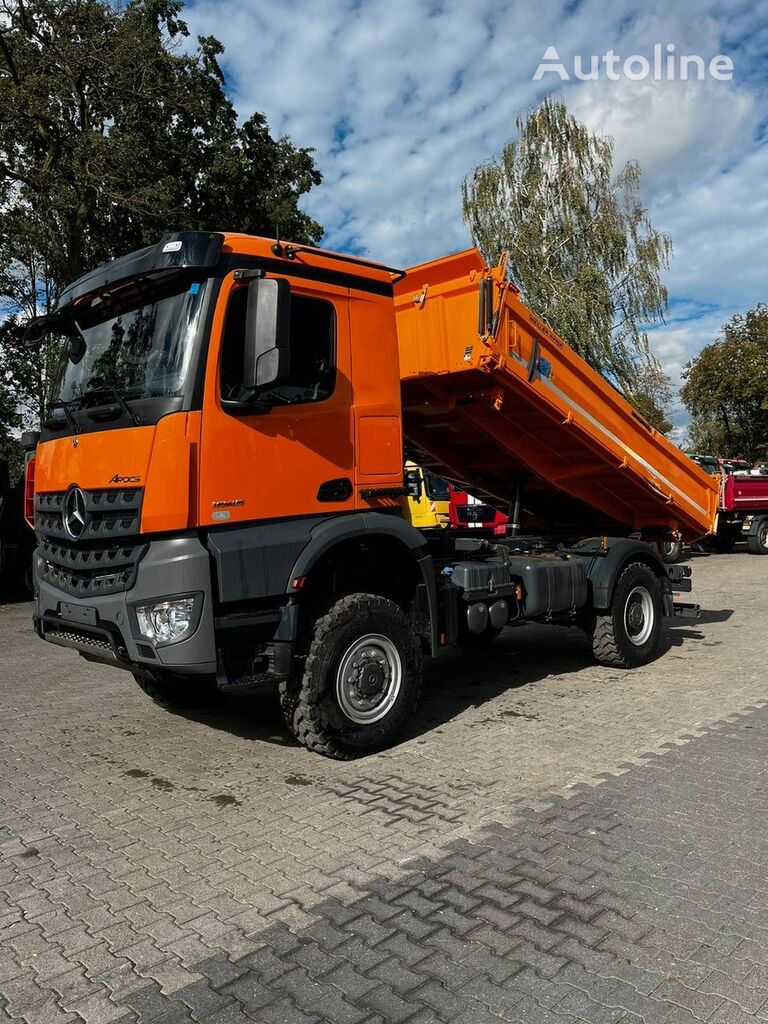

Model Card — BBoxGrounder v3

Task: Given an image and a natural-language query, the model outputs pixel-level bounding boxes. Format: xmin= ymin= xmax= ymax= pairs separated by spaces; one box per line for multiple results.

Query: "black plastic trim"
xmin=55 ymin=232 xmax=224 ymax=312
xmin=359 ymin=486 xmax=407 ymax=499
xmin=317 ymin=478 xmax=353 ymax=502
xmin=573 ymin=536 xmax=670 ymax=609
xmin=222 ymin=253 xmax=394 ymax=298
xmin=743 ymin=514 xmax=768 ymax=537
xmin=271 ymin=243 xmax=404 ymax=282
xmin=39 ymin=396 xmax=185 ymax=444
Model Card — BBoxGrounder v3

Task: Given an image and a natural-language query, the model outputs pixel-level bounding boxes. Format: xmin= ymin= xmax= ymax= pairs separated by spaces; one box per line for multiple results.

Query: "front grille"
xmin=36 ymin=487 xmax=142 ymax=541
xmin=36 ymin=488 xmax=146 ymax=596
xmin=456 ymin=504 xmax=495 ymax=524
xmin=38 ymin=537 xmax=148 ymax=595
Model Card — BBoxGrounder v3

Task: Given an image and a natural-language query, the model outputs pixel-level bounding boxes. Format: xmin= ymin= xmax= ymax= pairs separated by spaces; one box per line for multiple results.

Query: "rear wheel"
xmin=747 ymin=518 xmax=768 ymax=555
xmin=132 ymin=670 xmax=217 ymax=710
xmin=589 ymin=562 xmax=663 ymax=668
xmin=280 ymin=594 xmax=422 ymax=759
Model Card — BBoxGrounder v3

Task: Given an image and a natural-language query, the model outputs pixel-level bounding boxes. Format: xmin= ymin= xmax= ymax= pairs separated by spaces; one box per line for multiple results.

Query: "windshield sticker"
xmin=162 ymin=240 xmax=183 ymax=253
xmin=189 ymin=283 xmax=200 ymax=294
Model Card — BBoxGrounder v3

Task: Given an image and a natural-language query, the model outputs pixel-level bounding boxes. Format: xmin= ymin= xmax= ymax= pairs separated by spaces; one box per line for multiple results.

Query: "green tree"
xmin=0 ymin=0 xmax=323 ymax=438
xmin=462 ymin=96 xmax=672 ymax=393
xmin=0 ymin=378 xmax=21 ymax=481
xmin=685 ymin=415 xmax=725 ymax=457
xmin=681 ymin=304 xmax=768 ymax=461
xmin=626 ymin=361 xmax=675 ymax=435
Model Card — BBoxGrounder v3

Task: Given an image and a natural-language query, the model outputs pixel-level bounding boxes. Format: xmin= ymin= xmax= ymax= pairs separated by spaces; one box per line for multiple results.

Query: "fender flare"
xmin=281 ymin=512 xmax=440 ymax=654
xmin=743 ymin=513 xmax=768 ymax=537
xmin=572 ymin=537 xmax=669 ymax=610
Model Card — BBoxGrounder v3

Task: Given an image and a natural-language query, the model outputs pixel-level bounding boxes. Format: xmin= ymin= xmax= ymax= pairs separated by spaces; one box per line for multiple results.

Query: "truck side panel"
xmin=722 ymin=473 xmax=768 ymax=513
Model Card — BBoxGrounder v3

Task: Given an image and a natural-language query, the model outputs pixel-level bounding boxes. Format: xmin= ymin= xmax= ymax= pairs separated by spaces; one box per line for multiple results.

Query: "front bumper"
xmin=34 ymin=535 xmax=217 ymax=675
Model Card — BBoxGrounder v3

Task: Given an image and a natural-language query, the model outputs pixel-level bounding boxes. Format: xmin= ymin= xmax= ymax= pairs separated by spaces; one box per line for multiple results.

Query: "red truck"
xmin=717 ymin=471 xmax=768 ymax=553
xmin=448 ymin=485 xmax=509 ymax=536
xmin=689 ymin=454 xmax=768 ymax=553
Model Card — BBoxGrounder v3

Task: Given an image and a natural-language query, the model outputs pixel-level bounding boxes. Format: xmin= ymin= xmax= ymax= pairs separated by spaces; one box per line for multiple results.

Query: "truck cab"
xmin=449 ymin=486 xmax=509 ymax=537
xmin=403 ymin=461 xmax=450 ymax=530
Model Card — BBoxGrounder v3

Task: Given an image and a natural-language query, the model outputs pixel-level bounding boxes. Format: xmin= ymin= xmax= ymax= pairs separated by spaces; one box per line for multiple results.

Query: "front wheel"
xmin=747 ymin=518 xmax=768 ymax=555
xmin=589 ymin=562 xmax=663 ymax=668
xmin=280 ymin=594 xmax=422 ymax=759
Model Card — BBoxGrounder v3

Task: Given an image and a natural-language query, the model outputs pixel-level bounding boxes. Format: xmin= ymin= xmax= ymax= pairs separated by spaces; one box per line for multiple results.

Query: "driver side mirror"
xmin=22 ymin=315 xmax=56 ymax=347
xmin=22 ymin=314 xmax=86 ymax=363
xmin=244 ymin=277 xmax=291 ymax=392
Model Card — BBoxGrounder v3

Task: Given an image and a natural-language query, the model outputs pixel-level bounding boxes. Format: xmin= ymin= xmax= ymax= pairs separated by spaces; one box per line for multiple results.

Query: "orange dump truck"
xmin=26 ymin=232 xmax=702 ymax=759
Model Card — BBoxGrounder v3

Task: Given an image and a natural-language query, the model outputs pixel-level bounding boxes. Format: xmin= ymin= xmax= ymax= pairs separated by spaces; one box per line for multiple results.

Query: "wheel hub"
xmin=352 ymin=651 xmax=388 ymax=697
xmin=628 ymin=603 xmax=644 ymax=631
xmin=336 ymin=634 xmax=403 ymax=725
xmin=624 ymin=586 xmax=654 ymax=646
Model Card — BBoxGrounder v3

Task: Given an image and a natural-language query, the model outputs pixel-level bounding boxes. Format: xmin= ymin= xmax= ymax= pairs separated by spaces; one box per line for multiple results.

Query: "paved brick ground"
xmin=1 ymin=550 xmax=767 ymax=1023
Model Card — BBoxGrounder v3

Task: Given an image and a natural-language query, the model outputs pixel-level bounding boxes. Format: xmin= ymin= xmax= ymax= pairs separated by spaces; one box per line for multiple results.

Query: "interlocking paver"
xmin=3 ymin=555 xmax=768 ymax=1023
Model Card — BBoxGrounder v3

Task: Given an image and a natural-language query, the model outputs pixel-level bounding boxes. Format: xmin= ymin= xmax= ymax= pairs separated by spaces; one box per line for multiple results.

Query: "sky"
xmin=185 ymin=0 xmax=768 ymax=436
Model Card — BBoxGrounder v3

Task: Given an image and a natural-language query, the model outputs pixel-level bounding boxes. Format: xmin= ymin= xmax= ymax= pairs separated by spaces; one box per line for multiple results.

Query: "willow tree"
xmin=462 ymin=96 xmax=673 ymax=396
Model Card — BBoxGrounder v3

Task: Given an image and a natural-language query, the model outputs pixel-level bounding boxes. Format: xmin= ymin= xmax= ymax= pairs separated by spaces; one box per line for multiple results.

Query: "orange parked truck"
xmin=25 ymin=232 xmax=710 ymax=758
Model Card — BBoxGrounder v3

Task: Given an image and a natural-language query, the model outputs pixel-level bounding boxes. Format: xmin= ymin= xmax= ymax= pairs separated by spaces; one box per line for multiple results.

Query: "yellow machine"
xmin=403 ymin=461 xmax=450 ymax=529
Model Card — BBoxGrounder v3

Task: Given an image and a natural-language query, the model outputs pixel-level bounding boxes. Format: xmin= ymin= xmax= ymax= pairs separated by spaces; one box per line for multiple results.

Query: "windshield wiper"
xmin=44 ymin=399 xmax=80 ymax=433
xmin=80 ymin=385 xmax=143 ymax=426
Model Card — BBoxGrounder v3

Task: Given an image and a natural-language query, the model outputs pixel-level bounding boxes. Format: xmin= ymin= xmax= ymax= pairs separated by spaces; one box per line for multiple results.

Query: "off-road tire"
xmin=132 ymin=670 xmax=217 ymax=710
xmin=747 ymin=518 xmax=768 ymax=555
xmin=589 ymin=561 xmax=663 ymax=669
xmin=279 ymin=594 xmax=422 ymax=759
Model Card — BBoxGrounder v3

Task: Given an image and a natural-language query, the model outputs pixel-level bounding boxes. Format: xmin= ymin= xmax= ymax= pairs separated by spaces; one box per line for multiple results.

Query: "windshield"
xmin=424 ymin=472 xmax=449 ymax=501
xmin=691 ymin=456 xmax=718 ymax=475
xmin=53 ymin=272 xmax=209 ymax=406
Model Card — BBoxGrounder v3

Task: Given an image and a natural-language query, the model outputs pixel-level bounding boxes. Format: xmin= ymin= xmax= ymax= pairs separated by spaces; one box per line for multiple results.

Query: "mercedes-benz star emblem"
xmin=63 ymin=486 xmax=88 ymax=540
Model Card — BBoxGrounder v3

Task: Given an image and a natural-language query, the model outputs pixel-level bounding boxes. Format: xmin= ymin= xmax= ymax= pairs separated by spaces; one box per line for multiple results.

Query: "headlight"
xmin=135 ymin=595 xmax=199 ymax=645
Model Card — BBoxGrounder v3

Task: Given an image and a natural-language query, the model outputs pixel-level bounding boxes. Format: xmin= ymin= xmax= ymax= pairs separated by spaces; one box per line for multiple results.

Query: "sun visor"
xmin=55 ymin=231 xmax=224 ymax=312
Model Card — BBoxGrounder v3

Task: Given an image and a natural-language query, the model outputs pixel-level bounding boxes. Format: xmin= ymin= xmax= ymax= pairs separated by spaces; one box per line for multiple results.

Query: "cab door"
xmin=199 ymin=271 xmax=354 ymax=525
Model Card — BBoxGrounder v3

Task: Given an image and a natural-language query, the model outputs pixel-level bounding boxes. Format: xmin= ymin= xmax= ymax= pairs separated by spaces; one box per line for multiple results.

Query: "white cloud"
xmin=658 ymin=144 xmax=768 ymax=307
xmin=567 ymin=76 xmax=757 ymax=198
xmin=185 ymin=0 xmax=767 ymax=427
xmin=647 ymin=311 xmax=723 ymax=439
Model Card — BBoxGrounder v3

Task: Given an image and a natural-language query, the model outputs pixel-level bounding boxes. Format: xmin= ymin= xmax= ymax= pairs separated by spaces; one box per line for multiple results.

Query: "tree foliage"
xmin=0 ymin=0 xmax=323 ymax=442
xmin=681 ymin=304 xmax=768 ymax=461
xmin=625 ymin=361 xmax=675 ymax=436
xmin=462 ymin=96 xmax=672 ymax=393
